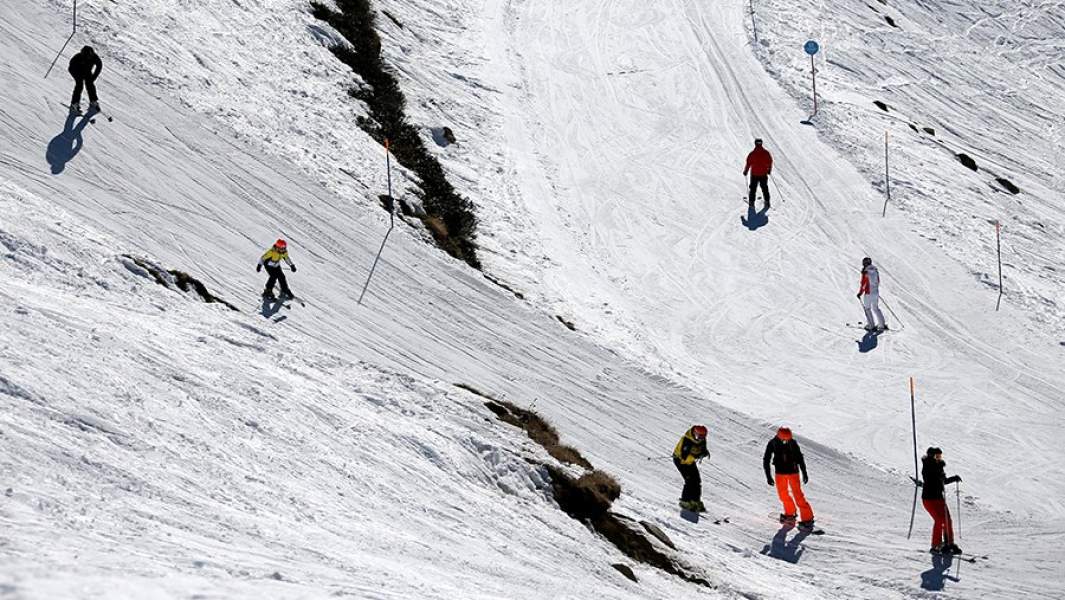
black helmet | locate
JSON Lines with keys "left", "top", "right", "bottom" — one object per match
{"left": 926, "top": 446, "right": 942, "bottom": 457}
{"left": 862, "top": 257, "right": 872, "bottom": 267}
{"left": 754, "top": 138, "right": 763, "bottom": 145}
{"left": 80, "top": 45, "right": 94, "bottom": 55}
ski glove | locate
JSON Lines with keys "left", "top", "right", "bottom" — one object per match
{"left": 946, "top": 475, "right": 962, "bottom": 484}
{"left": 767, "top": 477, "right": 774, "bottom": 486}
{"left": 291, "top": 265, "right": 297, "bottom": 273}
{"left": 856, "top": 292, "right": 862, "bottom": 299}
{"left": 802, "top": 473, "right": 809, "bottom": 485}
{"left": 256, "top": 264, "right": 262, "bottom": 272}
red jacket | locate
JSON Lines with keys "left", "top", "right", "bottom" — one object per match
{"left": 744, "top": 147, "right": 773, "bottom": 177}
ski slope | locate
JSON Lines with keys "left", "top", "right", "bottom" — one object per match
{"left": 1, "top": 0, "right": 1062, "bottom": 598}
{"left": 468, "top": 0, "right": 1065, "bottom": 519}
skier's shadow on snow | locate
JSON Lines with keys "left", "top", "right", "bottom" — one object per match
{"left": 920, "top": 553, "right": 959, "bottom": 591}
{"left": 46, "top": 110, "right": 95, "bottom": 174}
{"left": 857, "top": 330, "right": 880, "bottom": 353}
{"left": 741, "top": 204, "right": 769, "bottom": 231}
{"left": 761, "top": 525, "right": 809, "bottom": 563}
{"left": 260, "top": 298, "right": 287, "bottom": 319}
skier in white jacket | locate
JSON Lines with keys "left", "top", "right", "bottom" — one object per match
{"left": 856, "top": 257, "right": 887, "bottom": 331}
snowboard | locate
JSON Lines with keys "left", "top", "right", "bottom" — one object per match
{"left": 770, "top": 514, "right": 824, "bottom": 534}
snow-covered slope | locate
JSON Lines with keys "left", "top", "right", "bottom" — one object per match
{"left": 466, "top": 0, "right": 1065, "bottom": 520}
{"left": 751, "top": 0, "right": 1065, "bottom": 331}
{"left": 1, "top": 0, "right": 1063, "bottom": 598}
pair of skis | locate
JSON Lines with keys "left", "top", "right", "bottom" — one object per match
{"left": 924, "top": 549, "right": 987, "bottom": 564}
{"left": 63, "top": 101, "right": 114, "bottom": 124}
{"left": 846, "top": 321, "right": 892, "bottom": 332}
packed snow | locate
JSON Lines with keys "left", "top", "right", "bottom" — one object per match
{"left": 1, "top": 0, "right": 1062, "bottom": 598}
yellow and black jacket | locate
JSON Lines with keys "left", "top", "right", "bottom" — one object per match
{"left": 673, "top": 429, "right": 709, "bottom": 465}
{"left": 259, "top": 247, "right": 294, "bottom": 269}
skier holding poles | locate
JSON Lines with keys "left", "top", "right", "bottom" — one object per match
{"left": 857, "top": 257, "right": 888, "bottom": 331}
{"left": 918, "top": 447, "right": 963, "bottom": 555}
{"left": 68, "top": 46, "right": 102, "bottom": 115}
{"left": 743, "top": 139, "right": 773, "bottom": 210}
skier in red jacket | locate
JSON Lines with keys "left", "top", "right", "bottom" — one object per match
{"left": 743, "top": 139, "right": 773, "bottom": 210}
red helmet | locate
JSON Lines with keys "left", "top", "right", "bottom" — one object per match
{"left": 776, "top": 426, "right": 793, "bottom": 440}
{"left": 274, "top": 239, "right": 287, "bottom": 249}
{"left": 691, "top": 425, "right": 708, "bottom": 440}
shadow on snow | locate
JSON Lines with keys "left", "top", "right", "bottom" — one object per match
{"left": 741, "top": 204, "right": 769, "bottom": 231}
{"left": 46, "top": 108, "right": 96, "bottom": 174}
{"left": 761, "top": 524, "right": 811, "bottom": 563}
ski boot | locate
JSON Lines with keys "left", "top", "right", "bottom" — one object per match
{"left": 88, "top": 101, "right": 100, "bottom": 113}
{"left": 797, "top": 519, "right": 816, "bottom": 530}
{"left": 763, "top": 200, "right": 771, "bottom": 211}
{"left": 692, "top": 500, "right": 706, "bottom": 513}
{"left": 279, "top": 290, "right": 294, "bottom": 301}
{"left": 779, "top": 513, "right": 797, "bottom": 524}
{"left": 69, "top": 102, "right": 82, "bottom": 116}
{"left": 679, "top": 500, "right": 698, "bottom": 511}
{"left": 929, "top": 544, "right": 946, "bottom": 554}
{"left": 945, "top": 543, "right": 963, "bottom": 555}
{"left": 262, "top": 291, "right": 277, "bottom": 301}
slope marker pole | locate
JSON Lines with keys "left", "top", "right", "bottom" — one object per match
{"left": 882, "top": 131, "right": 891, "bottom": 217}
{"left": 907, "top": 377, "right": 919, "bottom": 539}
{"left": 995, "top": 221, "right": 1003, "bottom": 311}
{"left": 357, "top": 139, "right": 396, "bottom": 305}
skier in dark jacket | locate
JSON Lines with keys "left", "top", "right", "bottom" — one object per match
{"left": 920, "top": 447, "right": 962, "bottom": 554}
{"left": 764, "top": 426, "right": 815, "bottom": 527}
{"left": 673, "top": 425, "right": 709, "bottom": 512}
{"left": 257, "top": 239, "right": 297, "bottom": 300}
{"left": 743, "top": 138, "right": 773, "bottom": 210}
{"left": 68, "top": 46, "right": 103, "bottom": 115}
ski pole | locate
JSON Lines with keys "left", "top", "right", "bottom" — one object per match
{"left": 880, "top": 295, "right": 905, "bottom": 329}
{"left": 955, "top": 481, "right": 962, "bottom": 540}
{"left": 646, "top": 456, "right": 673, "bottom": 461}
{"left": 769, "top": 173, "right": 783, "bottom": 204}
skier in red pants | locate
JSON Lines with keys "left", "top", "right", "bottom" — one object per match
{"left": 920, "top": 447, "right": 963, "bottom": 554}
{"left": 764, "top": 426, "right": 815, "bottom": 529}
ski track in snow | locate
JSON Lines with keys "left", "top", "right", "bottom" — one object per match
{"left": 0, "top": 0, "right": 1062, "bottom": 598}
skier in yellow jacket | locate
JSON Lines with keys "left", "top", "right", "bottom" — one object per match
{"left": 257, "top": 239, "right": 297, "bottom": 300}
{"left": 673, "top": 425, "right": 709, "bottom": 512}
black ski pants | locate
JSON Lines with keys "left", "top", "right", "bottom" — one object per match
{"left": 71, "top": 77, "right": 98, "bottom": 105}
{"left": 674, "top": 458, "right": 702, "bottom": 502}
{"left": 748, "top": 175, "right": 770, "bottom": 206}
{"left": 263, "top": 265, "right": 292, "bottom": 297}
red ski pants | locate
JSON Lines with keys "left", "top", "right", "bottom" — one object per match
{"left": 922, "top": 499, "right": 954, "bottom": 547}
{"left": 775, "top": 473, "right": 814, "bottom": 521}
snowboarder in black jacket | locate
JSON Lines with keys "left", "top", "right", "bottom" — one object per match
{"left": 764, "top": 427, "right": 815, "bottom": 527}
{"left": 920, "top": 447, "right": 962, "bottom": 555}
{"left": 68, "top": 46, "right": 103, "bottom": 115}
